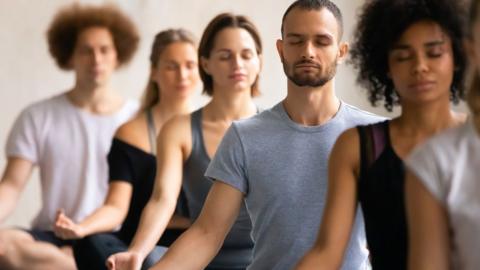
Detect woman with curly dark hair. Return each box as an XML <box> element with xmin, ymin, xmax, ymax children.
<box><xmin>296</xmin><ymin>0</ymin><xmax>468</xmax><ymax>269</ymax></box>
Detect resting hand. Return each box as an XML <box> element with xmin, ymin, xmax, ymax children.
<box><xmin>106</xmin><ymin>251</ymin><xmax>143</xmax><ymax>270</ymax></box>
<box><xmin>53</xmin><ymin>209</ymin><xmax>86</xmax><ymax>239</ymax></box>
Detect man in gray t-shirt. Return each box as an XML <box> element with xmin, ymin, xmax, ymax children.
<box><xmin>150</xmin><ymin>1</ymin><xmax>383</xmax><ymax>269</ymax></box>
<box><xmin>205</xmin><ymin>102</ymin><xmax>381</xmax><ymax>270</ymax></box>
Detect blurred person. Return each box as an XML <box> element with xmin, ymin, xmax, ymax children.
<box><xmin>0</xmin><ymin>4</ymin><xmax>139</xmax><ymax>270</ymax></box>
<box><xmin>52</xmin><ymin>29</ymin><xmax>200</xmax><ymax>270</ymax></box>
<box><xmin>406</xmin><ymin>0</ymin><xmax>480</xmax><ymax>269</ymax></box>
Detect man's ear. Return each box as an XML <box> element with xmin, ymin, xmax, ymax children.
<box><xmin>276</xmin><ymin>39</ymin><xmax>284</xmax><ymax>63</ymax></box>
<box><xmin>336</xmin><ymin>41</ymin><xmax>349</xmax><ymax>64</ymax></box>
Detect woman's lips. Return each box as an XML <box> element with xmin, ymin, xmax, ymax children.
<box><xmin>229</xmin><ymin>73</ymin><xmax>247</xmax><ymax>80</ymax></box>
<box><xmin>408</xmin><ymin>81</ymin><xmax>436</xmax><ymax>91</ymax></box>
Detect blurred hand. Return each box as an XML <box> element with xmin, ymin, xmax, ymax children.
<box><xmin>106</xmin><ymin>251</ymin><xmax>143</xmax><ymax>270</ymax></box>
<box><xmin>53</xmin><ymin>209</ymin><xmax>86</xmax><ymax>239</ymax></box>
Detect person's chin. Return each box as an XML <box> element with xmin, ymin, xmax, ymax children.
<box><xmin>231</xmin><ymin>81</ymin><xmax>252</xmax><ymax>91</ymax></box>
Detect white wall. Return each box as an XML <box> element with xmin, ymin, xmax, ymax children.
<box><xmin>0</xmin><ymin>0</ymin><xmax>465</xmax><ymax>227</ymax></box>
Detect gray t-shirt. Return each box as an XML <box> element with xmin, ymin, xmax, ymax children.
<box><xmin>205</xmin><ymin>101</ymin><xmax>384</xmax><ymax>270</ymax></box>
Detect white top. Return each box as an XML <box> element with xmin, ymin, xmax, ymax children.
<box><xmin>406</xmin><ymin>120</ymin><xmax>480</xmax><ymax>270</ymax></box>
<box><xmin>6</xmin><ymin>93</ymin><xmax>139</xmax><ymax>230</ymax></box>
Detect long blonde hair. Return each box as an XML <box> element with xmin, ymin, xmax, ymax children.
<box><xmin>140</xmin><ymin>29</ymin><xmax>197</xmax><ymax>111</ymax></box>
<box><xmin>469</xmin><ymin>0</ymin><xmax>480</xmax><ymax>131</ymax></box>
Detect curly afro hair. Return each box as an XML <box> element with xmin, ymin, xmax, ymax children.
<box><xmin>47</xmin><ymin>3</ymin><xmax>139</xmax><ymax>70</ymax></box>
<box><xmin>350</xmin><ymin>0</ymin><xmax>468</xmax><ymax>111</ymax></box>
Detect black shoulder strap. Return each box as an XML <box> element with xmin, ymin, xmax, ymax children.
<box><xmin>357</xmin><ymin>121</ymin><xmax>388</xmax><ymax>179</ymax></box>
<box><xmin>146</xmin><ymin>108</ymin><xmax>157</xmax><ymax>155</ymax></box>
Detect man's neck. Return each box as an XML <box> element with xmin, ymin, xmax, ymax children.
<box><xmin>67</xmin><ymin>82</ymin><xmax>123</xmax><ymax>115</ymax></box>
<box><xmin>282</xmin><ymin>79</ymin><xmax>340</xmax><ymax>126</ymax></box>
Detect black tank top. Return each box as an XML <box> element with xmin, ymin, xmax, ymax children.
<box><xmin>357</xmin><ymin>120</ymin><xmax>407</xmax><ymax>270</ymax></box>
<box><xmin>108</xmin><ymin>109</ymin><xmax>186</xmax><ymax>246</ymax></box>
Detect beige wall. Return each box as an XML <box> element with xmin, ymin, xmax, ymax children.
<box><xmin>0</xmin><ymin>0</ymin><xmax>465</xmax><ymax>227</ymax></box>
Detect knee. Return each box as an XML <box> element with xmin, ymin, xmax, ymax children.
<box><xmin>0</xmin><ymin>231</ymin><xmax>7</xmax><ymax>257</ymax></box>
<box><xmin>0</xmin><ymin>229</ymin><xmax>17</xmax><ymax>257</ymax></box>
<box><xmin>0</xmin><ymin>230</ymin><xmax>20</xmax><ymax>269</ymax></box>
<box><xmin>0</xmin><ymin>229</ymin><xmax>35</xmax><ymax>266</ymax></box>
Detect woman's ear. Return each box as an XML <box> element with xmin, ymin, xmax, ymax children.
<box><xmin>258</xmin><ymin>53</ymin><xmax>264</xmax><ymax>72</ymax></box>
<box><xmin>148</xmin><ymin>66</ymin><xmax>156</xmax><ymax>80</ymax></box>
<box><xmin>200</xmin><ymin>56</ymin><xmax>210</xmax><ymax>75</ymax></box>
<box><xmin>465</xmin><ymin>37</ymin><xmax>476</xmax><ymax>61</ymax></box>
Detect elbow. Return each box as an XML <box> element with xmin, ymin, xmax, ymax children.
<box><xmin>295</xmin><ymin>248</ymin><xmax>340</xmax><ymax>270</ymax></box>
<box><xmin>309</xmin><ymin>242</ymin><xmax>344</xmax><ymax>270</ymax></box>
<box><xmin>191</xmin><ymin>218</ymin><xmax>226</xmax><ymax>249</ymax></box>
<box><xmin>150</xmin><ymin>193</ymin><xmax>178</xmax><ymax>216</ymax></box>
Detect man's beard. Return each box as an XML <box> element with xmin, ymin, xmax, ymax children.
<box><xmin>282</xmin><ymin>56</ymin><xmax>337</xmax><ymax>87</ymax></box>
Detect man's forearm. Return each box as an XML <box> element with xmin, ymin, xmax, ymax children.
<box><xmin>0</xmin><ymin>181</ymin><xmax>22</xmax><ymax>223</ymax></box>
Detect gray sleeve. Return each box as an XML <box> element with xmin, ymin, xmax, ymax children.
<box><xmin>405</xmin><ymin>141</ymin><xmax>447</xmax><ymax>204</ymax></box>
<box><xmin>205</xmin><ymin>123</ymin><xmax>249</xmax><ymax>194</ymax></box>
<box><xmin>5</xmin><ymin>107</ymin><xmax>39</xmax><ymax>164</ymax></box>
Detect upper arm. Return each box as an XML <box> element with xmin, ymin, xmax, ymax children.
<box><xmin>314</xmin><ymin>128</ymin><xmax>360</xmax><ymax>255</ymax></box>
<box><xmin>103</xmin><ymin>181</ymin><xmax>134</xmax><ymax>216</ymax></box>
<box><xmin>150</xmin><ymin>116</ymin><xmax>190</xmax><ymax>204</ymax></box>
<box><xmin>1</xmin><ymin>157</ymin><xmax>34</xmax><ymax>192</ymax></box>
<box><xmin>193</xmin><ymin>181</ymin><xmax>244</xmax><ymax>241</ymax></box>
<box><xmin>204</xmin><ymin>124</ymin><xmax>249</xmax><ymax>194</ymax></box>
<box><xmin>405</xmin><ymin>171</ymin><xmax>450</xmax><ymax>270</ymax></box>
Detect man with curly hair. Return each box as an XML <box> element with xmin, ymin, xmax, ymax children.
<box><xmin>0</xmin><ymin>4</ymin><xmax>139</xmax><ymax>269</ymax></box>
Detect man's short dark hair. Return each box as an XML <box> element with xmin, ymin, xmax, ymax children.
<box><xmin>281</xmin><ymin>0</ymin><xmax>343</xmax><ymax>39</ymax></box>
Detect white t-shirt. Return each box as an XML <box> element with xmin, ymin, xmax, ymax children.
<box><xmin>6</xmin><ymin>92</ymin><xmax>138</xmax><ymax>230</ymax></box>
<box><xmin>406</xmin><ymin>120</ymin><xmax>480</xmax><ymax>270</ymax></box>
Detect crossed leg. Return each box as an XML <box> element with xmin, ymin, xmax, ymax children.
<box><xmin>0</xmin><ymin>229</ymin><xmax>76</xmax><ymax>270</ymax></box>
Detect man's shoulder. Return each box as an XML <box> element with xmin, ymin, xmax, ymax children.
<box><xmin>19</xmin><ymin>93</ymin><xmax>68</xmax><ymax>117</ymax></box>
<box><xmin>340</xmin><ymin>102</ymin><xmax>387</xmax><ymax>126</ymax></box>
<box><xmin>232</xmin><ymin>106</ymin><xmax>279</xmax><ymax>133</ymax></box>
<box><xmin>119</xmin><ymin>98</ymin><xmax>140</xmax><ymax>116</ymax></box>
